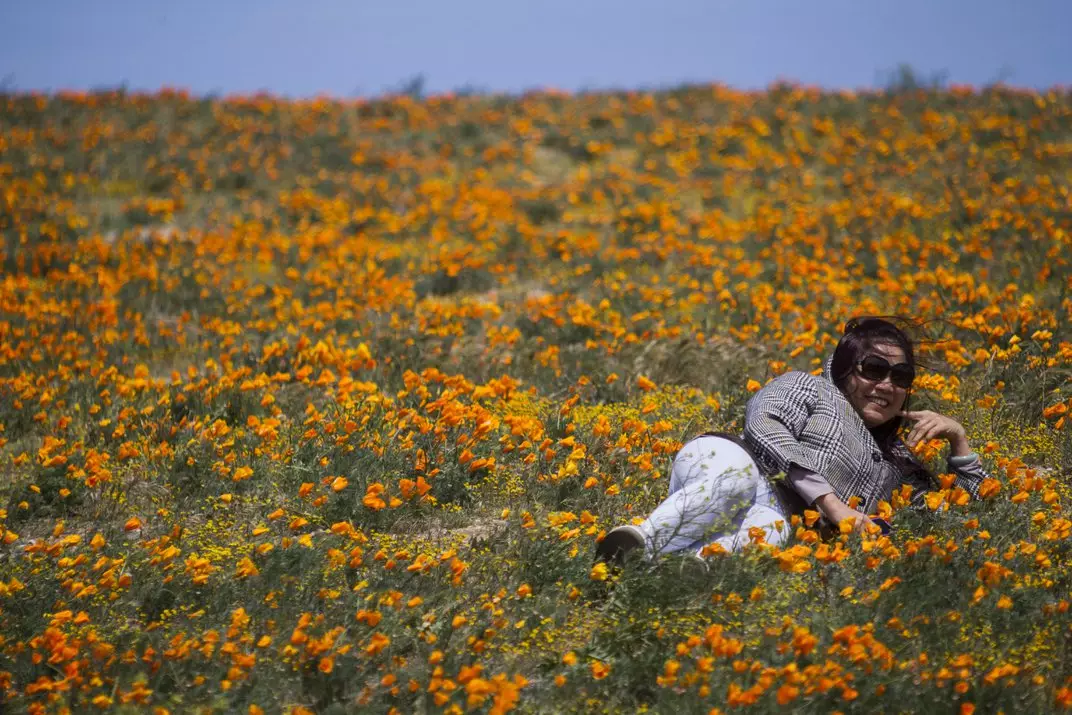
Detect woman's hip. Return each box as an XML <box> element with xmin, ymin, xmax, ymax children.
<box><xmin>671</xmin><ymin>435</ymin><xmax>781</xmax><ymax>513</ymax></box>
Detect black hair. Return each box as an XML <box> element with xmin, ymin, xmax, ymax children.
<box><xmin>830</xmin><ymin>316</ymin><xmax>916</xmax><ymax>449</ymax></box>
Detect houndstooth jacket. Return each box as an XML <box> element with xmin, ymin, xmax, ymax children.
<box><xmin>740</xmin><ymin>362</ymin><xmax>989</xmax><ymax>517</ymax></box>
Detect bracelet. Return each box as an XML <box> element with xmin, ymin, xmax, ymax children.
<box><xmin>947</xmin><ymin>452</ymin><xmax>979</xmax><ymax>467</ymax></box>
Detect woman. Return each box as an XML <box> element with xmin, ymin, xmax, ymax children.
<box><xmin>596</xmin><ymin>317</ymin><xmax>989</xmax><ymax>563</ymax></box>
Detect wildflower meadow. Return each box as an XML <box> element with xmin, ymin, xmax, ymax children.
<box><xmin>1</xmin><ymin>84</ymin><xmax>1071</xmax><ymax>713</ymax></box>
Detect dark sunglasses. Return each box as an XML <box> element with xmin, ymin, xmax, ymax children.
<box><xmin>855</xmin><ymin>355</ymin><xmax>915</xmax><ymax>389</ymax></box>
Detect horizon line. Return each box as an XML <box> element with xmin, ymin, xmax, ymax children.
<box><xmin>3</xmin><ymin>77</ymin><xmax>1069</xmax><ymax>103</ymax></box>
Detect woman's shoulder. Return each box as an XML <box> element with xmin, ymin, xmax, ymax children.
<box><xmin>749</xmin><ymin>370</ymin><xmax>843</xmax><ymax>411</ymax></box>
<box><xmin>747</xmin><ymin>370</ymin><xmax>824</xmax><ymax>407</ymax></box>
<box><xmin>760</xmin><ymin>370</ymin><xmax>828</xmax><ymax>393</ymax></box>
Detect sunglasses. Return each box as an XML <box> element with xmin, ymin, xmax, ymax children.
<box><xmin>855</xmin><ymin>355</ymin><xmax>915</xmax><ymax>389</ymax></box>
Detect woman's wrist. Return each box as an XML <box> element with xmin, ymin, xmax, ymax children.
<box><xmin>814</xmin><ymin>493</ymin><xmax>848</xmax><ymax>521</ymax></box>
<box><xmin>948</xmin><ymin>434</ymin><xmax>973</xmax><ymax>458</ymax></box>
<box><xmin>814</xmin><ymin>493</ymin><xmax>873</xmax><ymax>534</ymax></box>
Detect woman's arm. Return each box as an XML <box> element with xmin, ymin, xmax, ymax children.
<box><xmin>743</xmin><ymin>372</ymin><xmax>830</xmax><ymax>476</ymax></box>
<box><xmin>786</xmin><ymin>465</ymin><xmax>833</xmax><ymax>504</ymax></box>
<box><xmin>814</xmin><ymin>493</ymin><xmax>877</xmax><ymax>534</ymax></box>
<box><xmin>887</xmin><ymin>441</ymin><xmax>938</xmax><ymax>507</ymax></box>
<box><xmin>789</xmin><ymin>465</ymin><xmax>875</xmax><ymax>533</ymax></box>
<box><xmin>899</xmin><ymin>410</ymin><xmax>988</xmax><ymax>498</ymax></box>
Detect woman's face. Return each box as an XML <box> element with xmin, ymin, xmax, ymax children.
<box><xmin>844</xmin><ymin>342</ymin><xmax>909</xmax><ymax>428</ymax></box>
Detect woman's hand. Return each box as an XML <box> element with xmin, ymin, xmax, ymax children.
<box><xmin>899</xmin><ymin>410</ymin><xmax>971</xmax><ymax>456</ymax></box>
<box><xmin>814</xmin><ymin>493</ymin><xmax>875</xmax><ymax>535</ymax></box>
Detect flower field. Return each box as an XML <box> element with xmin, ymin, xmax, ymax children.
<box><xmin>1</xmin><ymin>84</ymin><xmax>1071</xmax><ymax>713</ymax></box>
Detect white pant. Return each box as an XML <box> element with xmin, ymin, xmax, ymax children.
<box><xmin>638</xmin><ymin>436</ymin><xmax>790</xmax><ymax>556</ymax></box>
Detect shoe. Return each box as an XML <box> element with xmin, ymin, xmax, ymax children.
<box><xmin>595</xmin><ymin>525</ymin><xmax>647</xmax><ymax>565</ymax></box>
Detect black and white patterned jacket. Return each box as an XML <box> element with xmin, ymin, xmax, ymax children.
<box><xmin>740</xmin><ymin>363</ymin><xmax>989</xmax><ymax>517</ymax></box>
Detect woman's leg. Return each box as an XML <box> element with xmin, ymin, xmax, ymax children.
<box><xmin>638</xmin><ymin>436</ymin><xmax>764</xmax><ymax>556</ymax></box>
<box><xmin>703</xmin><ymin>472</ymin><xmax>790</xmax><ymax>552</ymax></box>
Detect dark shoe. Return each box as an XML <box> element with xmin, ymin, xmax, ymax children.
<box><xmin>595</xmin><ymin>525</ymin><xmax>647</xmax><ymax>565</ymax></box>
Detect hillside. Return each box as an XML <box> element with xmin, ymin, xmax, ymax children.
<box><xmin>1</xmin><ymin>84</ymin><xmax>1071</xmax><ymax>712</ymax></box>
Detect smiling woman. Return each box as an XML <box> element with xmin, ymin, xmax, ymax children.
<box><xmin>844</xmin><ymin>347</ymin><xmax>914</xmax><ymax>426</ymax></box>
<box><xmin>596</xmin><ymin>317</ymin><xmax>990</xmax><ymax>564</ymax></box>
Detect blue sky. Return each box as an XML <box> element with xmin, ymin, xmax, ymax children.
<box><xmin>2</xmin><ymin>0</ymin><xmax>1069</xmax><ymax>97</ymax></box>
